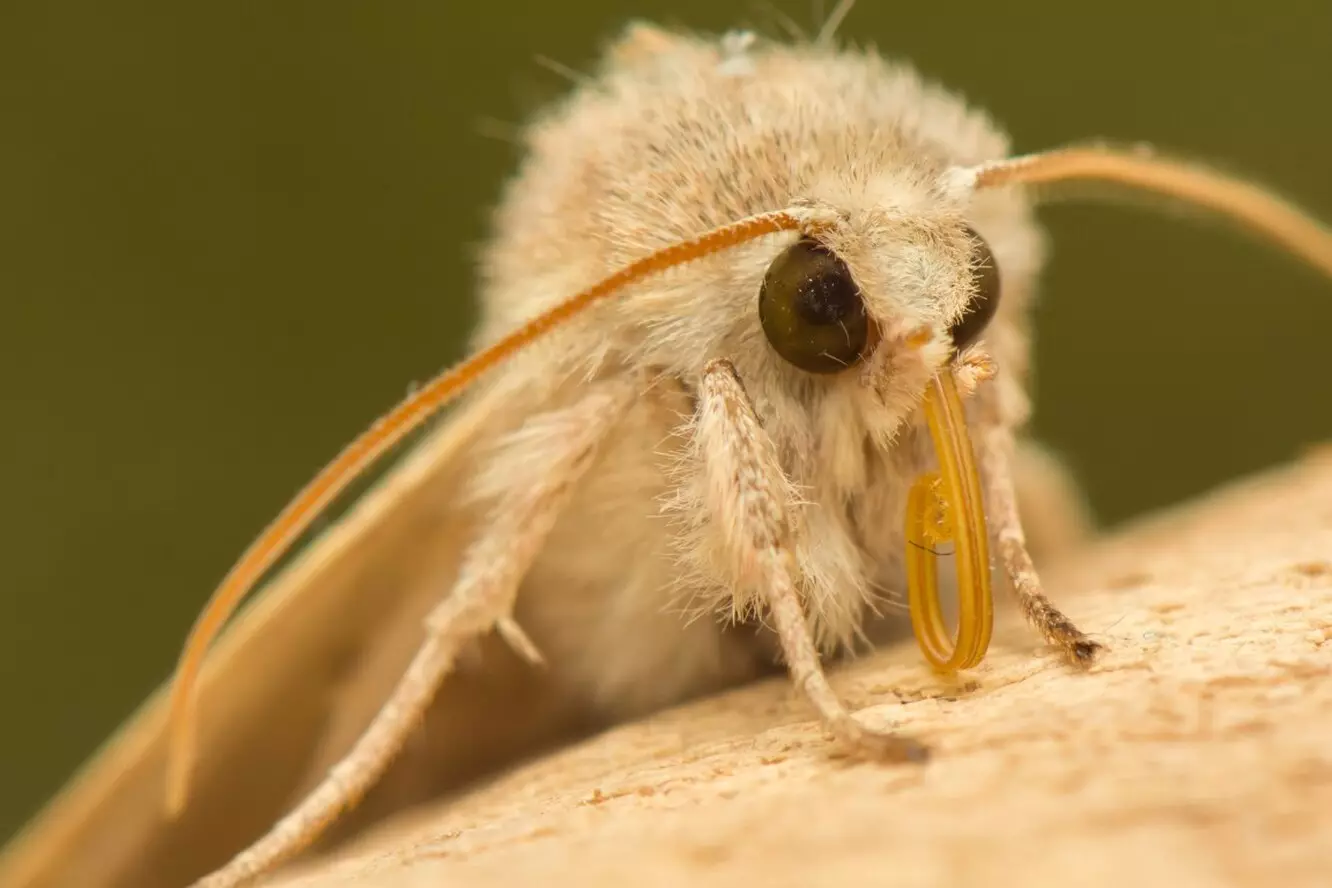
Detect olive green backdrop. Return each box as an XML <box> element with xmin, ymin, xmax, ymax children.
<box><xmin>2</xmin><ymin>1</ymin><xmax>1330</xmax><ymax>842</ymax></box>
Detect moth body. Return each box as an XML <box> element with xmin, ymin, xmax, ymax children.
<box><xmin>472</xmin><ymin>24</ymin><xmax>1040</xmax><ymax>719</ymax></box>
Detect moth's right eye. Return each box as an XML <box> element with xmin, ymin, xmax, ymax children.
<box><xmin>758</xmin><ymin>238</ymin><xmax>871</xmax><ymax>374</ymax></box>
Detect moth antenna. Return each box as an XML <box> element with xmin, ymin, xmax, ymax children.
<box><xmin>533</xmin><ymin>54</ymin><xmax>590</xmax><ymax>86</ymax></box>
<box><xmin>162</xmin><ymin>208</ymin><xmax>808</xmax><ymax>815</ymax></box>
<box><xmin>816</xmin><ymin>0</ymin><xmax>857</xmax><ymax>45</ymax></box>
<box><xmin>747</xmin><ymin>0</ymin><xmax>808</xmax><ymax>42</ymax></box>
<box><xmin>961</xmin><ymin>144</ymin><xmax>1332</xmax><ymax>280</ymax></box>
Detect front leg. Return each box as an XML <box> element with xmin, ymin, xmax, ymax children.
<box><xmin>981</xmin><ymin>427</ymin><xmax>1101</xmax><ymax>664</ymax></box>
<box><xmin>696</xmin><ymin>359</ymin><xmax>927</xmax><ymax>762</ymax></box>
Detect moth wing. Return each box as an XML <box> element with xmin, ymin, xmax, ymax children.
<box><xmin>0</xmin><ymin>381</ymin><xmax>584</xmax><ymax>888</ymax></box>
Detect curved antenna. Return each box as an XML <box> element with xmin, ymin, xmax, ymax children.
<box><xmin>817</xmin><ymin>0</ymin><xmax>858</xmax><ymax>45</ymax></box>
<box><xmin>164</xmin><ymin>209</ymin><xmax>807</xmax><ymax>814</ymax></box>
<box><xmin>967</xmin><ymin>144</ymin><xmax>1332</xmax><ymax>280</ymax></box>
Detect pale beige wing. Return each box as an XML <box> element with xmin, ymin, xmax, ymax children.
<box><xmin>0</xmin><ymin>381</ymin><xmax>588</xmax><ymax>888</ymax></box>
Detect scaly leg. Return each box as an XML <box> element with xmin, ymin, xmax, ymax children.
<box><xmin>192</xmin><ymin>381</ymin><xmax>632</xmax><ymax>888</ymax></box>
<box><xmin>696</xmin><ymin>359</ymin><xmax>927</xmax><ymax>762</ymax></box>
<box><xmin>981</xmin><ymin>428</ymin><xmax>1101</xmax><ymax>664</ymax></box>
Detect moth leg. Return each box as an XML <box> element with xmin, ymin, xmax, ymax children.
<box><xmin>981</xmin><ymin>429</ymin><xmax>1101</xmax><ymax>665</ymax></box>
<box><xmin>192</xmin><ymin>382</ymin><xmax>632</xmax><ymax>888</ymax></box>
<box><xmin>697</xmin><ymin>358</ymin><xmax>928</xmax><ymax>762</ymax></box>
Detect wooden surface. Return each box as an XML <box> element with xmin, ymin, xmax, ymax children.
<box><xmin>266</xmin><ymin>451</ymin><xmax>1332</xmax><ymax>888</ymax></box>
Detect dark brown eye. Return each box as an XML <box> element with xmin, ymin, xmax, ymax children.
<box><xmin>949</xmin><ymin>227</ymin><xmax>1001</xmax><ymax>350</ymax></box>
<box><xmin>758</xmin><ymin>238</ymin><xmax>870</xmax><ymax>374</ymax></box>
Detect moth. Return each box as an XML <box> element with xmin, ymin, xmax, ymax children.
<box><xmin>4</xmin><ymin>10</ymin><xmax>1331</xmax><ymax>888</ymax></box>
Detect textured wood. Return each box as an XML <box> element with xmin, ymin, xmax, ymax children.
<box><xmin>265</xmin><ymin>451</ymin><xmax>1332</xmax><ymax>888</ymax></box>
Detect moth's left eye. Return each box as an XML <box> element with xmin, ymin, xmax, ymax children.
<box><xmin>948</xmin><ymin>227</ymin><xmax>1002</xmax><ymax>350</ymax></box>
<box><xmin>758</xmin><ymin>237</ymin><xmax>870</xmax><ymax>374</ymax></box>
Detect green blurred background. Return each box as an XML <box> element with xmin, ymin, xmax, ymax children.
<box><xmin>2</xmin><ymin>0</ymin><xmax>1330</xmax><ymax>843</ymax></box>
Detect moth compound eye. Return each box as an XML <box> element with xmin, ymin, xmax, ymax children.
<box><xmin>758</xmin><ymin>237</ymin><xmax>870</xmax><ymax>374</ymax></box>
<box><xmin>948</xmin><ymin>226</ymin><xmax>1001</xmax><ymax>350</ymax></box>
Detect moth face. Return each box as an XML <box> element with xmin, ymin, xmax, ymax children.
<box><xmin>755</xmin><ymin>217</ymin><xmax>1002</xmax><ymax>408</ymax></box>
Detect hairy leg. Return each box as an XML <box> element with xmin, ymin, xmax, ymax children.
<box><xmin>981</xmin><ymin>428</ymin><xmax>1101</xmax><ymax>664</ymax></box>
<box><xmin>696</xmin><ymin>358</ymin><xmax>927</xmax><ymax>761</ymax></box>
<box><xmin>192</xmin><ymin>382</ymin><xmax>633</xmax><ymax>888</ymax></box>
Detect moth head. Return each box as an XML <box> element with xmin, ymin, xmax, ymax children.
<box><xmin>724</xmin><ymin>173</ymin><xmax>1016</xmax><ymax>468</ymax></box>
<box><xmin>747</xmin><ymin>197</ymin><xmax>1008</xmax><ymax>673</ymax></box>
<box><xmin>755</xmin><ymin>223</ymin><xmax>1001</xmax><ymax>376</ymax></box>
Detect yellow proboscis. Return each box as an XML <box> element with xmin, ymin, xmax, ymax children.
<box><xmin>905</xmin><ymin>371</ymin><xmax>994</xmax><ymax>672</ymax></box>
